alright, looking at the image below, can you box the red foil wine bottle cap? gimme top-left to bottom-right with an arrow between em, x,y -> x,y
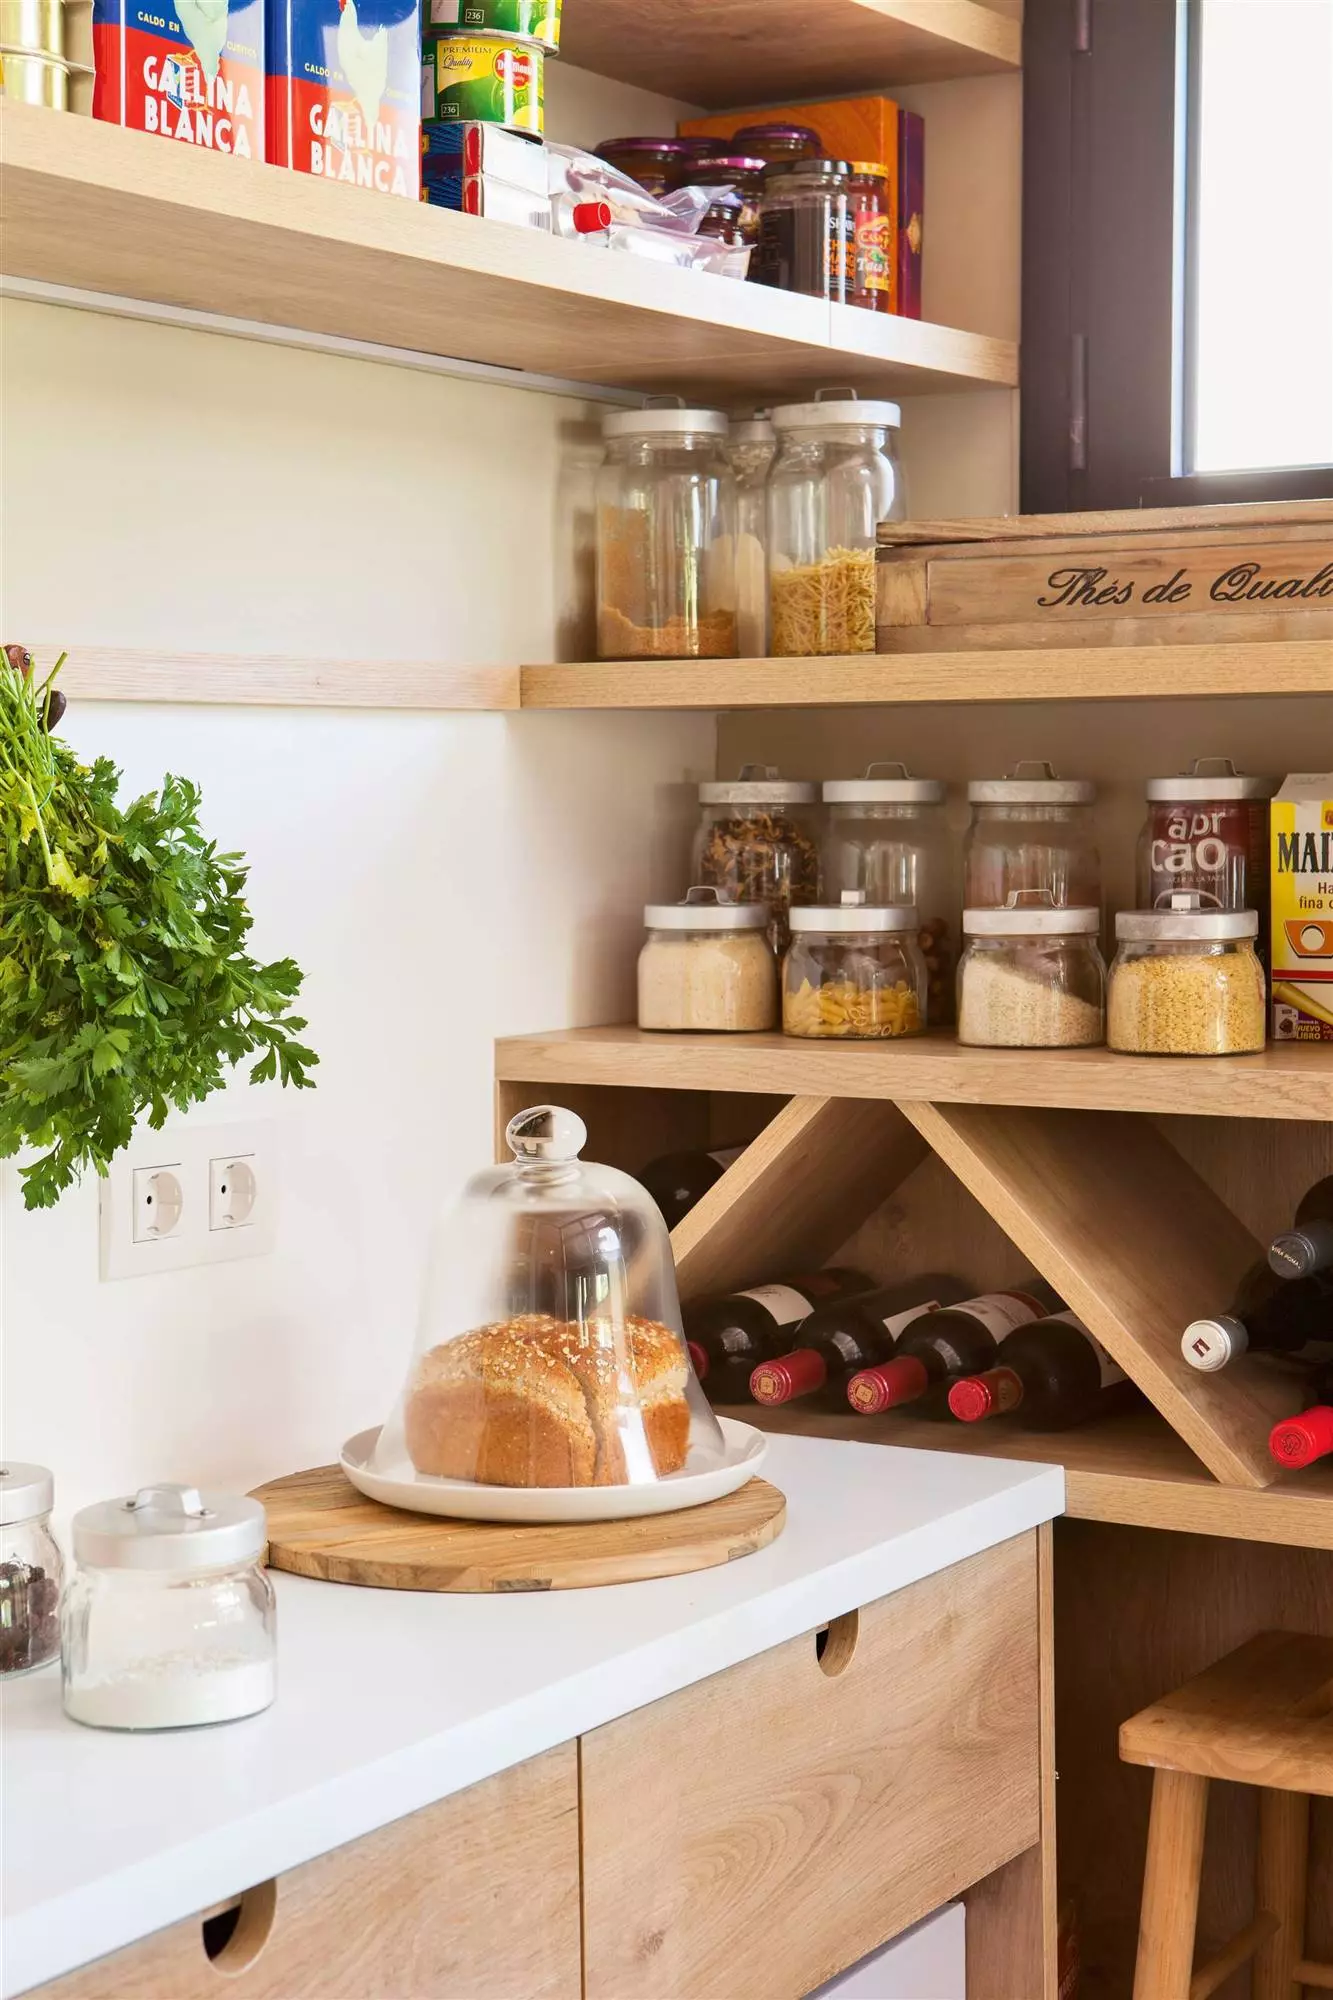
949,1367 -> 1025,1422
1269,1404 -> 1333,1469
847,1353 -> 929,1414
687,1340 -> 709,1381
750,1348 -> 827,1405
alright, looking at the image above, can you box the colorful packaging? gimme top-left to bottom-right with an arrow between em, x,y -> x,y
421,0 -> 558,49
897,107 -> 924,320
268,0 -> 419,195
1270,775 -> 1333,1041
420,29 -> 541,129
420,171 -> 547,227
93,0 -> 264,154
421,116 -> 546,189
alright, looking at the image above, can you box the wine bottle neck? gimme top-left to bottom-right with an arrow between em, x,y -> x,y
847,1353 -> 928,1413
751,1348 -> 827,1405
949,1366 -> 1025,1423
1269,1404 -> 1333,1469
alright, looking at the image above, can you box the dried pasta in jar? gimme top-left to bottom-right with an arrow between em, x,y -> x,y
783,896 -> 927,1040
766,391 -> 904,658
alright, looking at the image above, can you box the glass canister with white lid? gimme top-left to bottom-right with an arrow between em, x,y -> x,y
822,761 -> 956,1022
784,892 -> 927,1039
1107,894 -> 1267,1057
638,887 -> 776,1032
1,1464 -> 63,1677
1136,757 -> 1277,952
596,399 -> 739,661
957,892 -> 1106,1048
62,1483 -> 275,1730
767,389 -> 905,657
964,760 -> 1100,912
725,413 -> 776,658
695,763 -> 820,951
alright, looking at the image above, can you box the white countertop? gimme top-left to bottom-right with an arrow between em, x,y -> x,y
2,1434 -> 1063,1997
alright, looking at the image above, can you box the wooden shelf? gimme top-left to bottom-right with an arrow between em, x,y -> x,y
50,646 -> 519,710
1,104 -> 1015,402
495,1026 -> 1333,1122
561,0 -> 1022,107
520,639 -> 1333,708
731,1403 -> 1333,1552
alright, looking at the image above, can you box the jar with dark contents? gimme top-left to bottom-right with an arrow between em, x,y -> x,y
754,159 -> 852,303
0,1464 -> 63,1676
672,154 -> 766,244
694,765 -> 820,952
731,122 -> 824,165
593,136 -> 713,197
847,162 -> 891,311
696,191 -> 747,248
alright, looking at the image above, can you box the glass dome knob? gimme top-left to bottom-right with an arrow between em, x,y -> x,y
505,1105 -> 588,1165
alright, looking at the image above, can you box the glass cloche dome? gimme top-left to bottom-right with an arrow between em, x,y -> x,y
371,1106 -> 725,1491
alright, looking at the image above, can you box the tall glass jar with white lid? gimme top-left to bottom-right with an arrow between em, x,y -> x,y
767,389 -> 905,657
0,1464 -> 63,1677
694,764 -> 820,951
596,399 -> 738,661
964,760 -> 1100,912
62,1483 -> 276,1730
822,761 -> 957,1022
725,413 -> 776,657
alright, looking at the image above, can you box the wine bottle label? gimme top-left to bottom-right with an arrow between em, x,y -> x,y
737,1283 -> 812,1327
707,1146 -> 745,1171
959,1291 -> 1045,1339
882,1300 -> 940,1337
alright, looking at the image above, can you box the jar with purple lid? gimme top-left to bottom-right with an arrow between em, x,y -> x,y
674,154 -> 767,242
732,122 -> 824,164
594,136 -> 713,196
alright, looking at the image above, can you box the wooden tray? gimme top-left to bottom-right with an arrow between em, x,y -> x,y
252,1464 -> 786,1592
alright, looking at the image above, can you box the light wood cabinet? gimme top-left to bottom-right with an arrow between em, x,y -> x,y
579,1532 -> 1042,2000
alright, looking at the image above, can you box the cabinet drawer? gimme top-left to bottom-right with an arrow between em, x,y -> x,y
32,1745 -> 580,2000
581,1531 -> 1041,2000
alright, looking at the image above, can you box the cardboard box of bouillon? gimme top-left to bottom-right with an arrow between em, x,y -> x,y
1270,775 -> 1333,1041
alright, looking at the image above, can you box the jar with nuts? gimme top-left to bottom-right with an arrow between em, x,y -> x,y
694,764 -> 820,953
822,762 -> 957,1021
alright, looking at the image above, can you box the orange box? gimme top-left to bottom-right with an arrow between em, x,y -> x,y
680,94 -> 902,312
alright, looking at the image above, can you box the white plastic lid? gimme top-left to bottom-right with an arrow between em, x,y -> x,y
1115,892 -> 1258,942
823,760 -> 945,805
72,1483 -> 268,1572
644,886 -> 770,931
771,387 -> 902,431
0,1463 -> 54,1526
699,762 -> 818,805
604,396 -> 728,438
1145,757 -> 1278,802
968,759 -> 1096,805
964,891 -> 1100,937
790,891 -> 918,933
1180,1315 -> 1247,1371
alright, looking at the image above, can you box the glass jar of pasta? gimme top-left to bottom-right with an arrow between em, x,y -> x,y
783,894 -> 926,1040
694,765 -> 820,952
767,390 -> 905,657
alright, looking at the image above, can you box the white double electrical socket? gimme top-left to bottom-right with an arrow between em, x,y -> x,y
100,1122 -> 277,1281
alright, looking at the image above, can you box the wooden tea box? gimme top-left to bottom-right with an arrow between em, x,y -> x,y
875,500 -> 1333,652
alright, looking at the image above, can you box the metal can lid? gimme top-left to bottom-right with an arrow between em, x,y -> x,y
1144,756 -> 1278,801
699,762 -> 817,805
1115,892 -> 1258,941
968,759 -> 1096,805
603,395 -> 729,438
964,891 -> 1101,937
644,886 -> 770,931
0,1463 -> 54,1526
72,1483 -> 267,1572
771,386 -> 902,431
823,760 -> 945,805
789,891 -> 919,933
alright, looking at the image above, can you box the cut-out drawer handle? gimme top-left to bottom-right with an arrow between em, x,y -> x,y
815,1609 -> 859,1678
200,1881 -> 277,1977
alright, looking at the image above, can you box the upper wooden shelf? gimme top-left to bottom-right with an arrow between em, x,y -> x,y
1,104 -> 1014,402
495,1025 -> 1333,1121
562,0 -> 1022,106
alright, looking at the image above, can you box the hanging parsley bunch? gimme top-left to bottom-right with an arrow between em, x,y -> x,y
1,655 -> 317,1209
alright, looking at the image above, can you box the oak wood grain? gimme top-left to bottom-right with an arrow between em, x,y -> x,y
1119,1632 -> 1333,1794
45,645 -> 518,710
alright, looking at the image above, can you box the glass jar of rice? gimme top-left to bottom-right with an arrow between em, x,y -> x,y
767,390 -> 905,657
1107,895 -> 1266,1056
957,893 -> 1106,1048
783,893 -> 926,1039
638,888 -> 776,1032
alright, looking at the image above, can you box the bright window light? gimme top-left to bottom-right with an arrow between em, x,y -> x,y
1190,0 -> 1333,472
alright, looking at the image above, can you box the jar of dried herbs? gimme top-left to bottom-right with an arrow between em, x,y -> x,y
694,764 -> 820,951
0,1464 -> 63,1676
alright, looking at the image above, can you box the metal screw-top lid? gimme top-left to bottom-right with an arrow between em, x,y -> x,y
968,759 -> 1096,805
728,413 -> 776,446
1145,756 -> 1278,802
823,760 -> 946,805
1181,1315 -> 1247,1372
644,885 -> 770,931
603,395 -> 729,439
789,890 -> 919,933
964,890 -> 1101,937
1115,891 -> 1258,942
0,1463 -> 54,1527
72,1483 -> 267,1572
698,762 -> 817,806
770,386 -> 902,431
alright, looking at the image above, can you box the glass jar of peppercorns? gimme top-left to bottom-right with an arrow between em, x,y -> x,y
0,1464 -> 63,1676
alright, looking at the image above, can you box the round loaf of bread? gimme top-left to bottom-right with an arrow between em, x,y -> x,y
531,1315 -> 691,1484
403,1321 -> 596,1487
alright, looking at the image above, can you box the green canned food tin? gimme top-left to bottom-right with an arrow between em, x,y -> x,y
420,31 -> 544,130
423,0 -> 560,51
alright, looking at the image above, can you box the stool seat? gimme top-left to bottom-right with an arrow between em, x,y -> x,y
1120,1630 -> 1333,1795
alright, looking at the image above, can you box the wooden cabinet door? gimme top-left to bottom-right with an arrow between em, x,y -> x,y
580,1532 -> 1042,2000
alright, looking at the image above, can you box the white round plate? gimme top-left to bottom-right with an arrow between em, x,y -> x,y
338,1418 -> 767,1525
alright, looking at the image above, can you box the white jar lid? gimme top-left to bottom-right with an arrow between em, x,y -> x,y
1145,756 -> 1278,802
771,390 -> 901,430
72,1483 -> 267,1572
964,892 -> 1100,936
0,1463 -> 54,1526
823,760 -> 945,805
699,762 -> 817,806
604,398 -> 728,438
968,759 -> 1096,805
644,886 -> 769,931
790,892 -> 918,933
1115,892 -> 1258,941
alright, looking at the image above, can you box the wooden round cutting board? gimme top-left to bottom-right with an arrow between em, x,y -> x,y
252,1464 -> 786,1592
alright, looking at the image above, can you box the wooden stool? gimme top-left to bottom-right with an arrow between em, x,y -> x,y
1120,1631 -> 1333,2000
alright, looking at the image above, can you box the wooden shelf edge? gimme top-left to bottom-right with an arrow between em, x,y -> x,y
46,647 -> 520,711
520,638 -> 1333,709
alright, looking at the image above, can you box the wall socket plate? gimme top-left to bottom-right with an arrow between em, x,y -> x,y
100,1122 -> 278,1281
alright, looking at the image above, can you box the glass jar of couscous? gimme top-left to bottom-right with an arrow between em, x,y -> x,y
783,894 -> 926,1040
1106,894 -> 1266,1056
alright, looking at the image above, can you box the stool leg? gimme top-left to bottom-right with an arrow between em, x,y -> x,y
1133,1769 -> 1209,2000
1254,1789 -> 1310,2000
